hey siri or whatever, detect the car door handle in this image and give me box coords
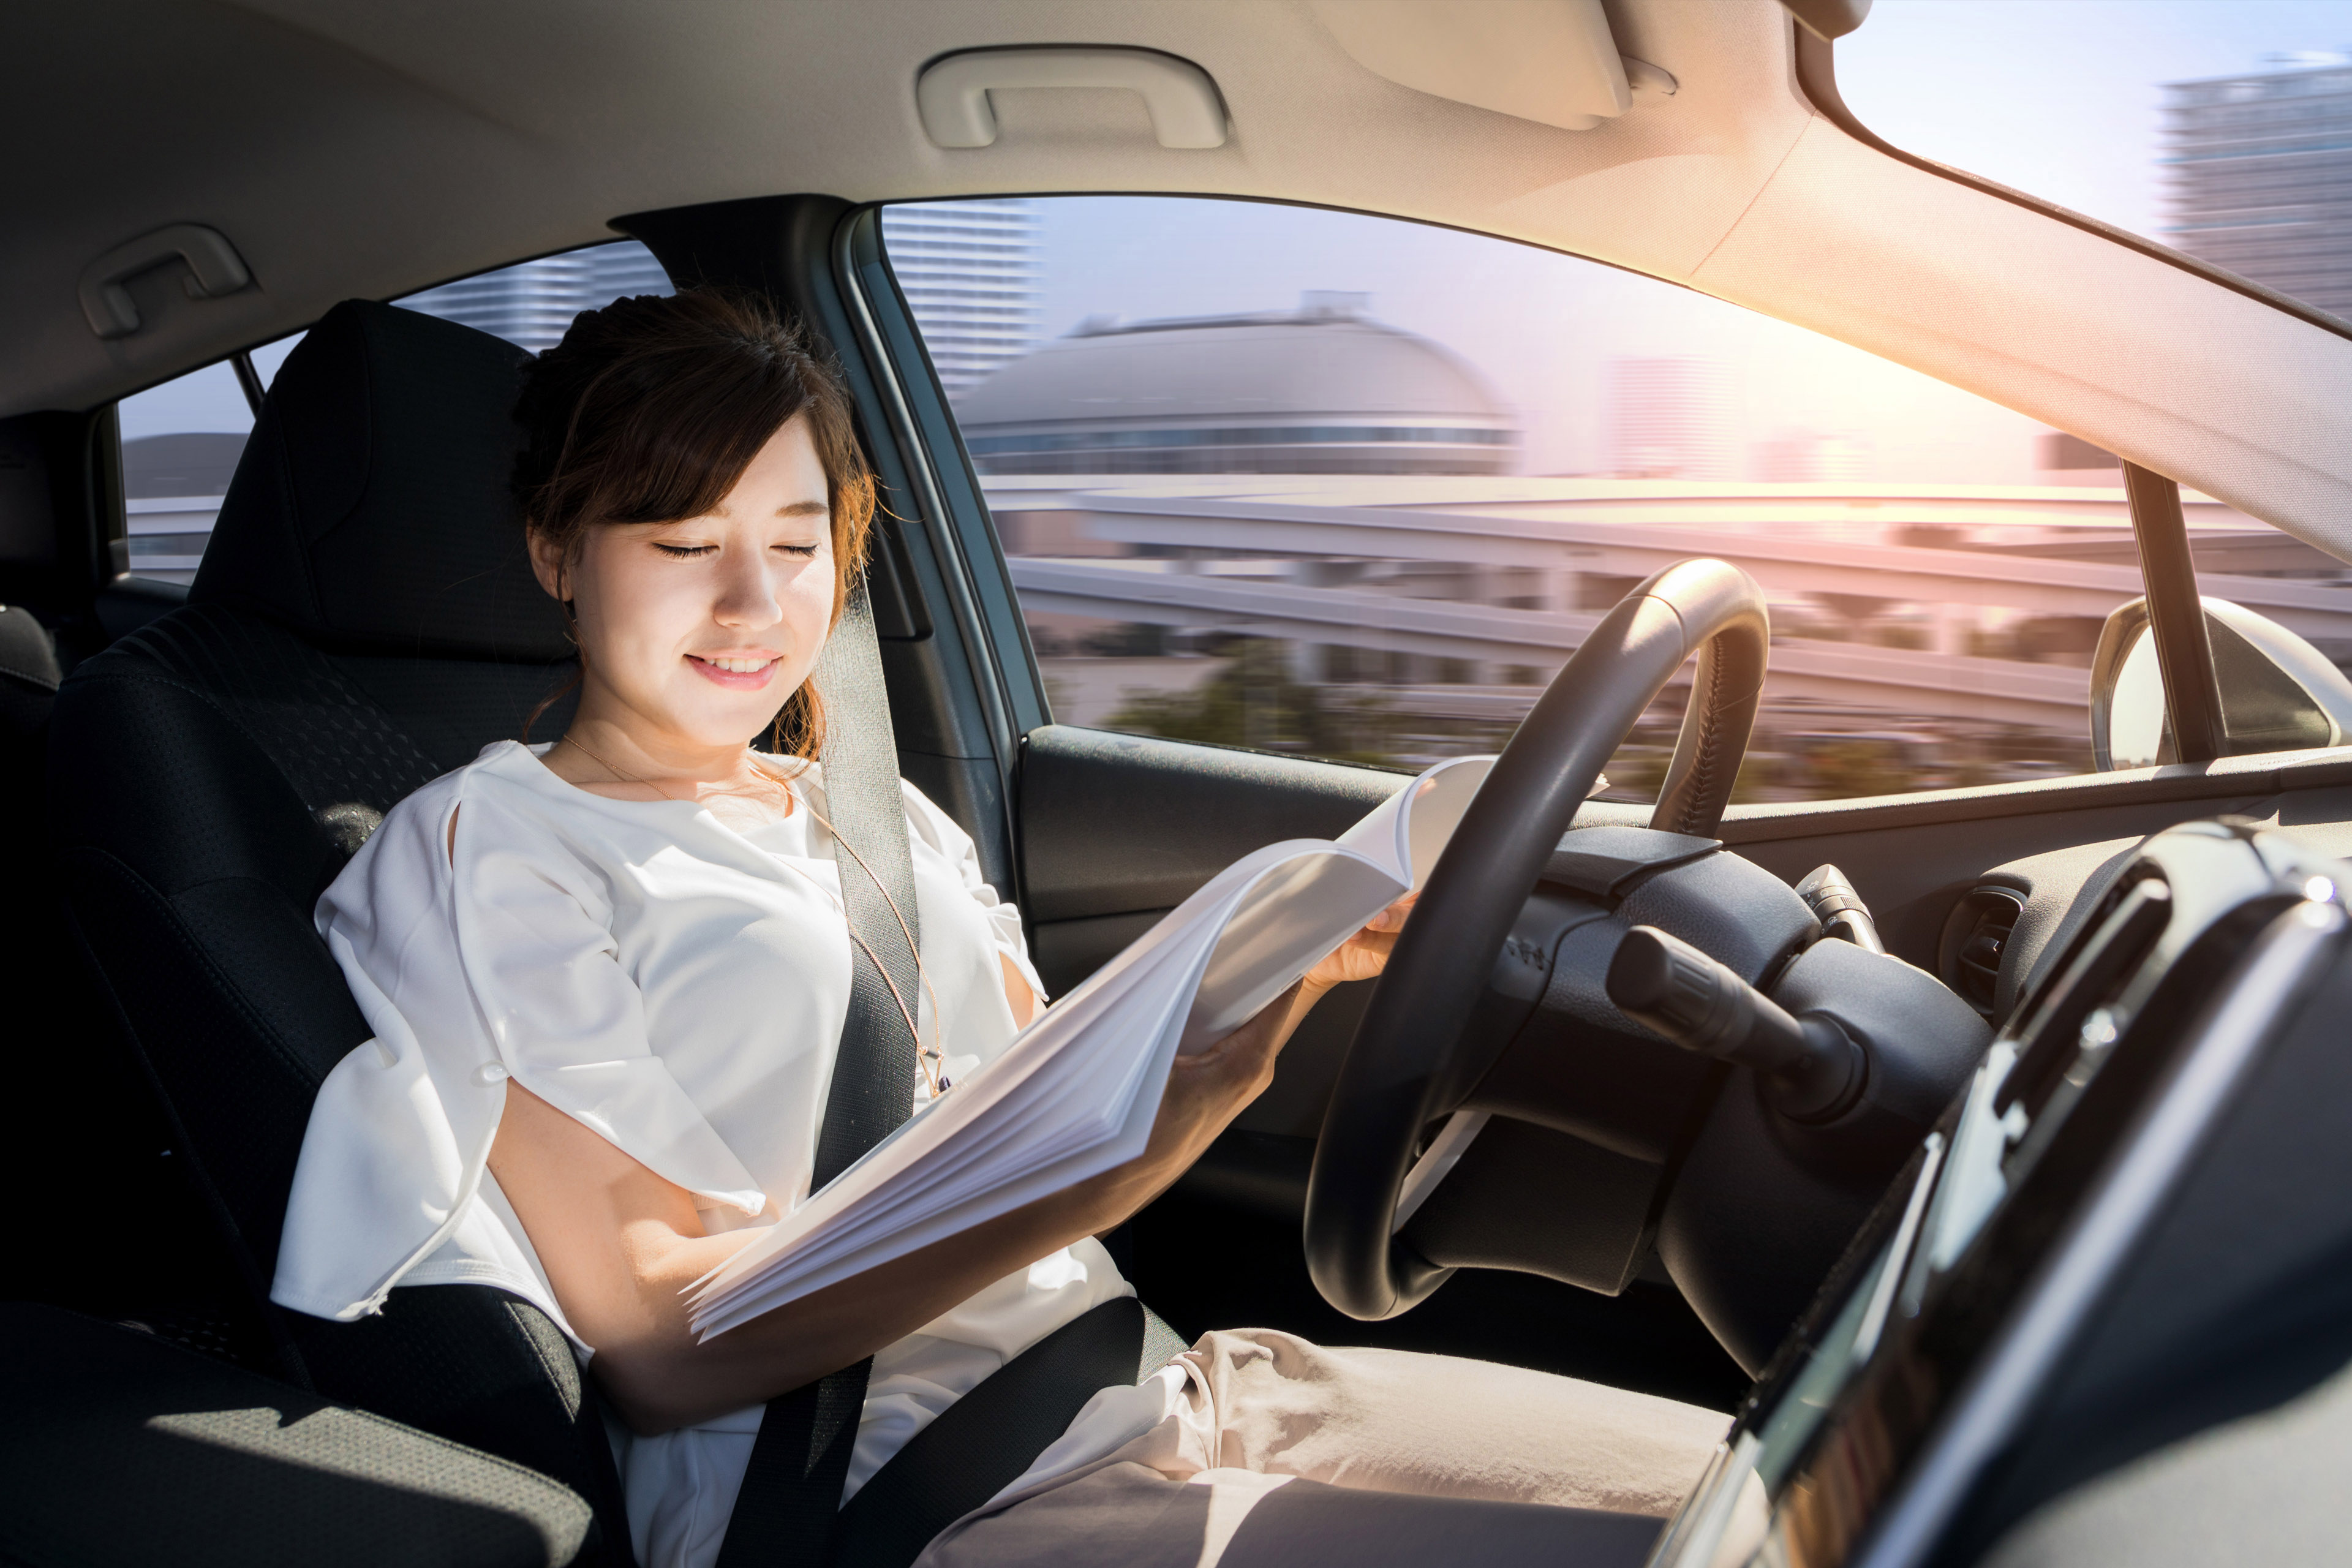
[80,223,252,338]
[916,47,1227,149]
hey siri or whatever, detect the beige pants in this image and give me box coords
[916,1329,1730,1568]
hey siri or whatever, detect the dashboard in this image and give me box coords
[1649,819,2352,1567]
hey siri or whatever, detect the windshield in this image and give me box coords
[1839,0,2352,323]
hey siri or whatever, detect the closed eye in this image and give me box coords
[775,543,821,558]
[654,542,715,559]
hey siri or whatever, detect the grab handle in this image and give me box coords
[916,47,1227,149]
[80,224,252,339]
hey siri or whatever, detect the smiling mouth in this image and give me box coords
[688,654,782,687]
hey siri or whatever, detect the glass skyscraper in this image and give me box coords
[399,240,673,352]
[2165,56,2352,321]
[880,199,1043,394]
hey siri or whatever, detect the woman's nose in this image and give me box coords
[713,554,783,628]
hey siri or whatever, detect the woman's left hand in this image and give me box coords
[1302,893,1417,993]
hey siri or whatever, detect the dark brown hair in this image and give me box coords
[513,287,875,757]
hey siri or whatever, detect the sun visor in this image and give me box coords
[1308,0,1638,132]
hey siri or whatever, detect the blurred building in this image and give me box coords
[399,240,672,352]
[2164,54,2352,320]
[2035,431,2124,488]
[881,199,1043,393]
[1752,430,1872,482]
[953,293,1520,476]
[1609,357,1731,478]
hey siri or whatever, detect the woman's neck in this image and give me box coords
[542,696,792,814]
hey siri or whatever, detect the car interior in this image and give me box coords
[10,2,2352,1566]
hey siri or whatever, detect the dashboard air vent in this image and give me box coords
[1942,886,2026,1020]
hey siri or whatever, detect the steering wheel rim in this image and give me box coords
[1304,559,1771,1320]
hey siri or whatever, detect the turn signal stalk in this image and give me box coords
[1605,925,1864,1122]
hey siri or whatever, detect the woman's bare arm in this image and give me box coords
[998,953,1038,1028]
[491,895,1411,1434]
[492,981,1306,1433]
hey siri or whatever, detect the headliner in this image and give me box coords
[13,0,2352,561]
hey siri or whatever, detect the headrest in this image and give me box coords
[191,300,571,662]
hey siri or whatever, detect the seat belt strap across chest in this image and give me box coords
[716,578,921,1568]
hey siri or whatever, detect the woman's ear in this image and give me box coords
[526,527,569,603]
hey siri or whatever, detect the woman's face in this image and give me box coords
[532,414,837,754]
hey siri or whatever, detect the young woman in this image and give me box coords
[272,291,1729,1568]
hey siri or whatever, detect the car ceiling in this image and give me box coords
[13,0,2352,566]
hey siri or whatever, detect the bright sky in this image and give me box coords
[1030,197,2051,481]
[1841,0,2352,241]
[1023,1,2352,484]
[116,333,301,442]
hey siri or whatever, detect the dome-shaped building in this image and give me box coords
[954,294,1518,476]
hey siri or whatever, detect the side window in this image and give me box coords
[116,341,292,585]
[883,196,2160,801]
[113,239,669,585]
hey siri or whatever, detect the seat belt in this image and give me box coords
[831,1297,1193,1568]
[714,576,1194,1568]
[715,578,922,1568]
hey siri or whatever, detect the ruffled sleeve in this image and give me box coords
[899,780,1047,1007]
[271,764,766,1325]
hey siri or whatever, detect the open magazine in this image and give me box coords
[685,753,1497,1340]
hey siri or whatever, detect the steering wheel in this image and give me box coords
[1305,559,1772,1319]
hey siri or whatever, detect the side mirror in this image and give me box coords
[2090,597,2352,769]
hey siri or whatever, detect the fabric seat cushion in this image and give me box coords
[0,1302,594,1568]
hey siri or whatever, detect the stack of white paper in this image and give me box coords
[686,755,1495,1340]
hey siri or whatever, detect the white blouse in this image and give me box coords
[271,740,1140,1568]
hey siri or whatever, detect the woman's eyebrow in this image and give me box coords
[700,498,829,521]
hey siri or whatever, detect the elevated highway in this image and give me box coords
[989,479,2352,734]
[1007,557,2091,729]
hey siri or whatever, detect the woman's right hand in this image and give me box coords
[1117,894,1415,1214]
[1094,979,1308,1231]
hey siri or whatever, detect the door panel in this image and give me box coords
[1017,722,1404,992]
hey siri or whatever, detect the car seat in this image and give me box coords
[47,301,635,1561]
[2,1301,594,1568]
[0,603,61,1009]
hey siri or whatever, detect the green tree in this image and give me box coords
[1107,640,1392,764]
[1807,739,1915,799]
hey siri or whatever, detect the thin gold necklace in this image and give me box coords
[555,734,953,1098]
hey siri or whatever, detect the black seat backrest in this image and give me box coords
[0,605,69,1276]
[0,601,61,926]
[47,301,631,1562]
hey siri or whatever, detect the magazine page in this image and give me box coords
[686,753,1496,1338]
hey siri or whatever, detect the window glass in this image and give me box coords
[114,238,669,584]
[396,238,671,352]
[1839,1,2352,323]
[1812,4,2352,772]
[116,337,296,584]
[883,196,2184,801]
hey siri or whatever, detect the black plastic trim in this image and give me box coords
[230,350,265,418]
[2125,463,2226,764]
[854,218,1048,739]
[1713,744,2352,843]
[832,211,1035,896]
